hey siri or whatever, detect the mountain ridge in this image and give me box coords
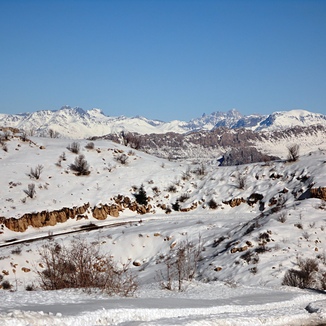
[1,106,326,139]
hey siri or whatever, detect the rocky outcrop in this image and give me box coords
[0,194,156,232]
[310,187,326,200]
[247,193,264,206]
[0,204,90,232]
[223,198,246,207]
[92,204,121,219]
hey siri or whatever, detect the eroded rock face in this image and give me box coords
[310,187,326,200]
[223,198,246,207]
[92,204,121,219]
[0,204,90,232]
[0,195,156,232]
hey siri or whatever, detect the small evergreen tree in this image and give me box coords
[134,184,148,206]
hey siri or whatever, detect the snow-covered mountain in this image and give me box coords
[1,106,325,139]
[0,106,190,138]
[257,109,326,130]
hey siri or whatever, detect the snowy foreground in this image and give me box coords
[0,282,325,326]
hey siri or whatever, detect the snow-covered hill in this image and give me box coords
[1,106,325,139]
[0,128,326,324]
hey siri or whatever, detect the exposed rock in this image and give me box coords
[92,204,121,219]
[223,198,246,207]
[247,193,264,206]
[310,187,326,200]
[0,204,90,232]
[214,266,222,272]
[180,202,198,212]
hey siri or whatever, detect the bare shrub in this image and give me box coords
[235,169,246,189]
[11,247,22,255]
[277,212,287,223]
[158,236,202,291]
[178,193,190,203]
[1,280,12,290]
[69,155,90,176]
[25,283,36,291]
[24,183,36,198]
[320,272,326,290]
[2,130,11,140]
[282,258,319,289]
[192,163,206,176]
[287,144,300,162]
[181,167,191,181]
[36,240,138,296]
[67,142,80,154]
[60,152,67,161]
[115,154,128,165]
[28,164,44,180]
[121,132,141,149]
[20,131,29,142]
[48,129,60,138]
[85,142,95,150]
[167,185,177,193]
[152,186,160,195]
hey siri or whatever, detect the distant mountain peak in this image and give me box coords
[0,106,325,138]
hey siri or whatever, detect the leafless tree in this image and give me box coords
[158,236,202,291]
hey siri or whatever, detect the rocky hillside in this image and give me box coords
[0,130,326,292]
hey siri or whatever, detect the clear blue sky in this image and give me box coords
[1,0,325,121]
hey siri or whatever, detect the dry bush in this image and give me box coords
[69,155,90,176]
[24,183,36,198]
[192,163,206,176]
[20,131,29,142]
[48,129,60,138]
[115,153,128,165]
[28,164,44,180]
[67,142,80,154]
[282,258,319,289]
[1,280,12,290]
[167,184,177,193]
[287,144,300,162]
[178,193,190,203]
[36,240,138,296]
[277,212,287,223]
[85,142,95,150]
[234,169,246,189]
[158,236,202,291]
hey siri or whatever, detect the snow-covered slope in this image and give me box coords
[0,134,326,324]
